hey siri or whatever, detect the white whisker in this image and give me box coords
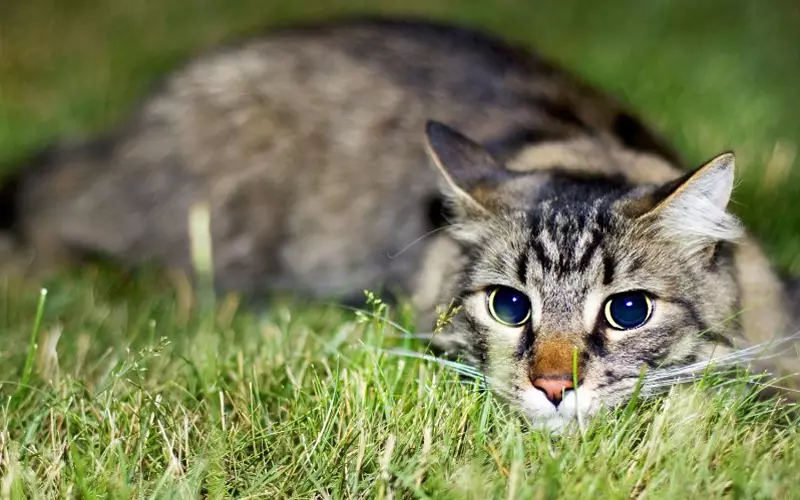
[381,348,488,380]
[644,375,800,395]
[382,332,445,340]
[644,331,800,386]
[386,226,451,259]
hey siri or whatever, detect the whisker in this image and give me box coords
[644,377,800,395]
[382,332,444,340]
[645,332,800,384]
[643,364,800,394]
[646,356,756,382]
[386,226,451,260]
[359,346,517,401]
[381,348,487,379]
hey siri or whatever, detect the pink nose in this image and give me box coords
[532,378,574,405]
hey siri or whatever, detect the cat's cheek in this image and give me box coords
[582,291,604,332]
[520,387,559,419]
[484,326,527,385]
[464,293,527,382]
[558,387,600,420]
[658,329,706,365]
[605,328,629,343]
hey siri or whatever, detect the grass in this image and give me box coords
[1,0,800,497]
[2,276,799,498]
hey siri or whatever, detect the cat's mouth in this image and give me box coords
[517,384,602,431]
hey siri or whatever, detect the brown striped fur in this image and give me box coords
[0,18,796,430]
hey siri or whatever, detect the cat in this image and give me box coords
[1,17,797,430]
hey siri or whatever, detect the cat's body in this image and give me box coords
[4,19,680,298]
[2,18,797,429]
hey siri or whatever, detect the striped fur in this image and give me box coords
[0,18,795,430]
[416,124,796,431]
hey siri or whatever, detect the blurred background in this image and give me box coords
[1,0,799,273]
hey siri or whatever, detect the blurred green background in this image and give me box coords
[1,0,799,271]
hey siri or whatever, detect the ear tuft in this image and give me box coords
[636,152,743,250]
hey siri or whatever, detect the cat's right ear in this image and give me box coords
[424,121,503,219]
[623,152,743,255]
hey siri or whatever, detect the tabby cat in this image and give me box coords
[1,18,797,430]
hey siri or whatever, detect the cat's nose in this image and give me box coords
[531,378,574,406]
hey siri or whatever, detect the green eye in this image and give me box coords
[604,291,653,330]
[487,286,532,327]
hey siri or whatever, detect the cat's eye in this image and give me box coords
[604,291,653,330]
[487,286,531,327]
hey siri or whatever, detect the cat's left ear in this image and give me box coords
[625,152,743,251]
[424,120,509,219]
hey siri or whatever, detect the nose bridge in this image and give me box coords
[540,282,585,331]
[531,337,580,378]
[533,282,585,376]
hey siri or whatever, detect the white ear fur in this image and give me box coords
[424,120,499,218]
[646,152,743,249]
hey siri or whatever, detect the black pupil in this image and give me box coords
[492,287,530,325]
[609,292,649,329]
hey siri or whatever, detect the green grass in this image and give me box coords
[2,273,799,498]
[1,0,800,497]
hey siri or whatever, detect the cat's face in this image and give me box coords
[423,121,743,431]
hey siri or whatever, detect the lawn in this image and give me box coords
[1,0,800,498]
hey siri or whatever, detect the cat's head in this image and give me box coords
[421,120,744,431]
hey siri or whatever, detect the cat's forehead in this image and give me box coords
[471,199,644,289]
[486,169,638,213]
[523,205,616,282]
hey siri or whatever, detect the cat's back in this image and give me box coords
[13,18,681,297]
[161,18,678,160]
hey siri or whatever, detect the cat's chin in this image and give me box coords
[520,386,602,433]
